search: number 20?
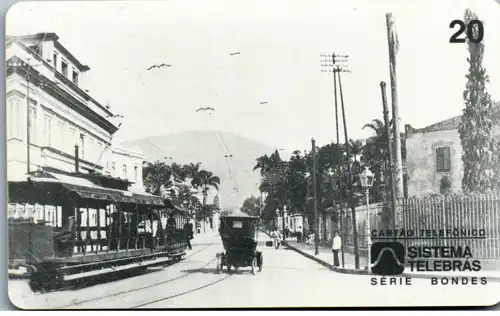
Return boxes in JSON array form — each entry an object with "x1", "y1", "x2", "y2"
[{"x1": 449, "y1": 19, "x2": 484, "y2": 43}]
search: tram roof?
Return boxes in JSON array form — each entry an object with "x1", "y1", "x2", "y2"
[{"x1": 8, "y1": 171, "x2": 165, "y2": 207}]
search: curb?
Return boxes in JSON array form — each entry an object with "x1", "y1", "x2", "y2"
[{"x1": 282, "y1": 241, "x2": 500, "y2": 282}]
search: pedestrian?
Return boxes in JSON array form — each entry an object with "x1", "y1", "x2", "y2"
[
  {"x1": 184, "y1": 221, "x2": 193, "y2": 250},
  {"x1": 332, "y1": 231, "x2": 342, "y2": 267},
  {"x1": 297, "y1": 226, "x2": 302, "y2": 243}
]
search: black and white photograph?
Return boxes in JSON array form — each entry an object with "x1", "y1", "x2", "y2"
[{"x1": 4, "y1": 0, "x2": 500, "y2": 309}]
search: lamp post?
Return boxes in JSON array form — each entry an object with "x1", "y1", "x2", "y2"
[
  {"x1": 360, "y1": 167, "x2": 374, "y2": 270},
  {"x1": 304, "y1": 171, "x2": 311, "y2": 244}
]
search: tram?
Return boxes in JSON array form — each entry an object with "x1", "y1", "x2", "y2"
[{"x1": 7, "y1": 168, "x2": 189, "y2": 292}]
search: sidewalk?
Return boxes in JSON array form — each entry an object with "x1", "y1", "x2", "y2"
[
  {"x1": 191, "y1": 231, "x2": 220, "y2": 246},
  {"x1": 283, "y1": 240, "x2": 500, "y2": 281}
]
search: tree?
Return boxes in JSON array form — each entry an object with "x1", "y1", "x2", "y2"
[
  {"x1": 349, "y1": 139, "x2": 364, "y2": 162},
  {"x1": 198, "y1": 170, "x2": 221, "y2": 206},
  {"x1": 253, "y1": 154, "x2": 273, "y2": 176},
  {"x1": 170, "y1": 162, "x2": 187, "y2": 183},
  {"x1": 241, "y1": 195, "x2": 262, "y2": 217},
  {"x1": 183, "y1": 162, "x2": 203, "y2": 188},
  {"x1": 458, "y1": 9, "x2": 499, "y2": 192},
  {"x1": 142, "y1": 160, "x2": 172, "y2": 195}
]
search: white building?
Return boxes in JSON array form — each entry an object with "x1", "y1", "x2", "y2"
[
  {"x1": 6, "y1": 33, "x2": 120, "y2": 180},
  {"x1": 405, "y1": 103, "x2": 500, "y2": 197},
  {"x1": 6, "y1": 32, "x2": 146, "y2": 192},
  {"x1": 107, "y1": 146, "x2": 145, "y2": 192}
]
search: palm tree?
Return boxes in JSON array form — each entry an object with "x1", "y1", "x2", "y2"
[
  {"x1": 183, "y1": 162, "x2": 204, "y2": 188},
  {"x1": 363, "y1": 119, "x2": 386, "y2": 137},
  {"x1": 169, "y1": 162, "x2": 186, "y2": 183},
  {"x1": 198, "y1": 170, "x2": 221, "y2": 205},
  {"x1": 361, "y1": 118, "x2": 392, "y2": 202},
  {"x1": 349, "y1": 139, "x2": 364, "y2": 162},
  {"x1": 192, "y1": 170, "x2": 221, "y2": 229},
  {"x1": 142, "y1": 160, "x2": 172, "y2": 195},
  {"x1": 253, "y1": 154, "x2": 272, "y2": 176}
]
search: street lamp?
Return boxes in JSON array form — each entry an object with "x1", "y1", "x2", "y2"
[{"x1": 359, "y1": 167, "x2": 374, "y2": 270}]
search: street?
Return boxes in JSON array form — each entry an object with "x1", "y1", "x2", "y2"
[{"x1": 8, "y1": 232, "x2": 500, "y2": 309}]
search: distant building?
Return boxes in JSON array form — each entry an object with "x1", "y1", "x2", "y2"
[
  {"x1": 405, "y1": 105, "x2": 500, "y2": 197},
  {"x1": 6, "y1": 33, "x2": 120, "y2": 180},
  {"x1": 107, "y1": 146, "x2": 145, "y2": 192}
]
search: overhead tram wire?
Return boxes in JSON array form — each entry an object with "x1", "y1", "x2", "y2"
[
  {"x1": 196, "y1": 108, "x2": 236, "y2": 183},
  {"x1": 197, "y1": 105, "x2": 239, "y2": 192},
  {"x1": 142, "y1": 139, "x2": 168, "y2": 163}
]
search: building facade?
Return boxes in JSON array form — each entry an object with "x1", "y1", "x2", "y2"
[
  {"x1": 6, "y1": 33, "x2": 120, "y2": 180},
  {"x1": 107, "y1": 146, "x2": 145, "y2": 192},
  {"x1": 405, "y1": 106, "x2": 500, "y2": 197}
]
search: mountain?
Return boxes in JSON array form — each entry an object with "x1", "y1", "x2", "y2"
[{"x1": 121, "y1": 130, "x2": 291, "y2": 209}]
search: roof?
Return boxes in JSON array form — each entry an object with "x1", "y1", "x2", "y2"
[
  {"x1": 412, "y1": 103, "x2": 500, "y2": 134},
  {"x1": 8, "y1": 171, "x2": 164, "y2": 206},
  {"x1": 413, "y1": 115, "x2": 462, "y2": 133},
  {"x1": 6, "y1": 55, "x2": 117, "y2": 132},
  {"x1": 7, "y1": 33, "x2": 90, "y2": 71},
  {"x1": 221, "y1": 210, "x2": 259, "y2": 219},
  {"x1": 112, "y1": 145, "x2": 145, "y2": 158}
]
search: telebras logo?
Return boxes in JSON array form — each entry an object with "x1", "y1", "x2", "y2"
[
  {"x1": 371, "y1": 242, "x2": 405, "y2": 275},
  {"x1": 370, "y1": 241, "x2": 487, "y2": 286}
]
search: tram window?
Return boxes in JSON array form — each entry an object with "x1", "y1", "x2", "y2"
[{"x1": 232, "y1": 221, "x2": 243, "y2": 229}]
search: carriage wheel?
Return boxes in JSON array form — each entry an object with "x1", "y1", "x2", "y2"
[{"x1": 251, "y1": 258, "x2": 257, "y2": 275}]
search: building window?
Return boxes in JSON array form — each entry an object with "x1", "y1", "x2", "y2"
[
  {"x1": 89, "y1": 138, "x2": 95, "y2": 162},
  {"x1": 53, "y1": 52, "x2": 58, "y2": 69},
  {"x1": 61, "y1": 60, "x2": 68, "y2": 77},
  {"x1": 79, "y1": 134, "x2": 85, "y2": 159},
  {"x1": 43, "y1": 115, "x2": 52, "y2": 146},
  {"x1": 72, "y1": 70, "x2": 79, "y2": 85},
  {"x1": 122, "y1": 164, "x2": 127, "y2": 179},
  {"x1": 7, "y1": 98, "x2": 22, "y2": 139},
  {"x1": 97, "y1": 142, "x2": 103, "y2": 164},
  {"x1": 111, "y1": 162, "x2": 116, "y2": 177},
  {"x1": 69, "y1": 127, "x2": 77, "y2": 153},
  {"x1": 134, "y1": 166, "x2": 138, "y2": 181},
  {"x1": 436, "y1": 147, "x2": 451, "y2": 172},
  {"x1": 55, "y1": 120, "x2": 64, "y2": 149},
  {"x1": 28, "y1": 106, "x2": 37, "y2": 145}
]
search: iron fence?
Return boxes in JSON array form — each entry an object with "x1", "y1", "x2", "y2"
[{"x1": 334, "y1": 194, "x2": 500, "y2": 259}]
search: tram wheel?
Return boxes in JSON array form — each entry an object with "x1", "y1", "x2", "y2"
[{"x1": 29, "y1": 274, "x2": 42, "y2": 293}]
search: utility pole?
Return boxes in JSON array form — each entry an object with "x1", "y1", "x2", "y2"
[
  {"x1": 380, "y1": 82, "x2": 397, "y2": 230},
  {"x1": 332, "y1": 54, "x2": 345, "y2": 266},
  {"x1": 26, "y1": 58, "x2": 32, "y2": 174},
  {"x1": 386, "y1": 13, "x2": 404, "y2": 198},
  {"x1": 320, "y1": 52, "x2": 359, "y2": 269},
  {"x1": 279, "y1": 161, "x2": 287, "y2": 240},
  {"x1": 311, "y1": 138, "x2": 319, "y2": 256},
  {"x1": 337, "y1": 58, "x2": 360, "y2": 270}
]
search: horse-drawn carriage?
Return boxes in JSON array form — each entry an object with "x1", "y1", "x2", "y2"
[{"x1": 215, "y1": 211, "x2": 263, "y2": 274}]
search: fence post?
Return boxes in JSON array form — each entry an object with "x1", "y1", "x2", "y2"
[{"x1": 442, "y1": 196, "x2": 447, "y2": 248}]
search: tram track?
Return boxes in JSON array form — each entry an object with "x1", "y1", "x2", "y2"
[
  {"x1": 130, "y1": 273, "x2": 233, "y2": 308},
  {"x1": 54, "y1": 242, "x2": 217, "y2": 308}
]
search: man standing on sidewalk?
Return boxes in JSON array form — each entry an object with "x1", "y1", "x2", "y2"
[{"x1": 332, "y1": 231, "x2": 342, "y2": 267}]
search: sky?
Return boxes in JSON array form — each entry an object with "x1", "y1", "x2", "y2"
[{"x1": 6, "y1": 0, "x2": 500, "y2": 153}]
